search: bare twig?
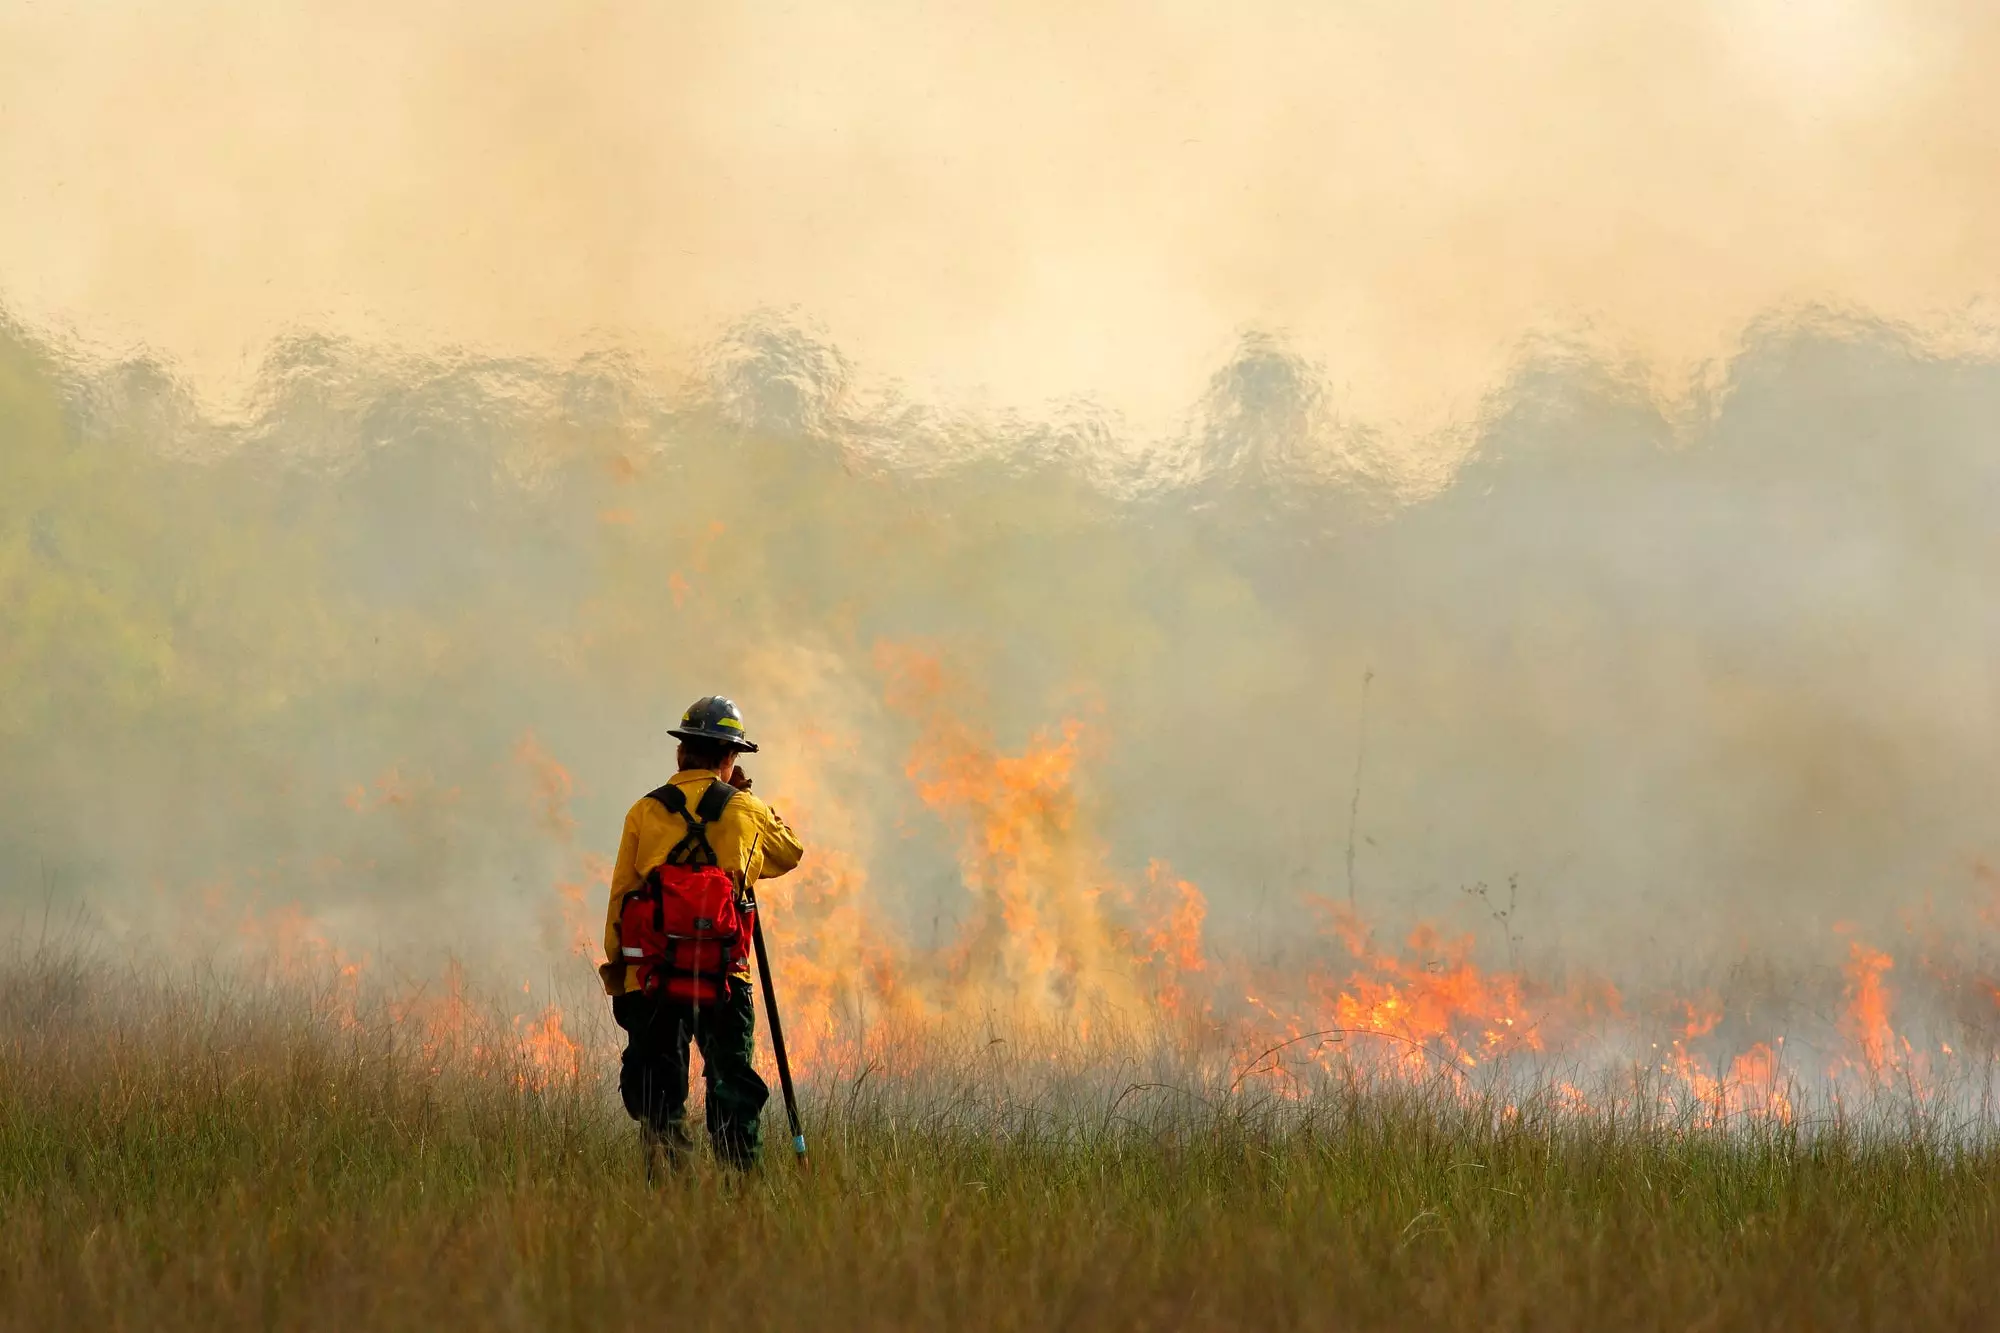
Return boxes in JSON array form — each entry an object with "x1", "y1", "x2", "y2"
[{"x1": 1346, "y1": 667, "x2": 1374, "y2": 911}]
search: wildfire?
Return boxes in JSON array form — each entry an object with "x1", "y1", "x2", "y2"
[
  {"x1": 876, "y1": 641, "x2": 1151, "y2": 1020},
  {"x1": 179, "y1": 645, "x2": 2000, "y2": 1129},
  {"x1": 516, "y1": 1004, "x2": 583, "y2": 1089}
]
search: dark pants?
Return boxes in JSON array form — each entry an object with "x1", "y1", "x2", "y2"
[{"x1": 612, "y1": 978, "x2": 768, "y2": 1168}]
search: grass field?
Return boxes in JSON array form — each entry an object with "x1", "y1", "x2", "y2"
[{"x1": 4, "y1": 950, "x2": 1998, "y2": 1333}]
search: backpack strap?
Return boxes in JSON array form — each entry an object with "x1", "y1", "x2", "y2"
[
  {"x1": 648, "y1": 779, "x2": 739, "y2": 868},
  {"x1": 694, "y1": 779, "x2": 737, "y2": 824}
]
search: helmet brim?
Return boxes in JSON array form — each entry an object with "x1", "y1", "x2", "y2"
[{"x1": 669, "y1": 726, "x2": 759, "y2": 754}]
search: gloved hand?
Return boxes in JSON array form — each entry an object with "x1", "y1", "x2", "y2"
[{"x1": 729, "y1": 768, "x2": 754, "y2": 793}]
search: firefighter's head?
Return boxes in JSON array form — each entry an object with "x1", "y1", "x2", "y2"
[{"x1": 670, "y1": 695, "x2": 758, "y2": 777}]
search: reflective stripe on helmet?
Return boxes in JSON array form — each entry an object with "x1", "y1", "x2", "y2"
[{"x1": 671, "y1": 694, "x2": 759, "y2": 752}]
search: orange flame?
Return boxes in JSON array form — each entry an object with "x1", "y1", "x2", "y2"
[
  {"x1": 1248, "y1": 912, "x2": 1541, "y2": 1085},
  {"x1": 516, "y1": 1004, "x2": 583, "y2": 1089},
  {"x1": 877, "y1": 641, "x2": 1144, "y2": 1019},
  {"x1": 1132, "y1": 859, "x2": 1209, "y2": 1022},
  {"x1": 1841, "y1": 938, "x2": 1900, "y2": 1078}
]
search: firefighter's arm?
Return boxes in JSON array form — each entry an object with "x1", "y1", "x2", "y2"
[
  {"x1": 753, "y1": 803, "x2": 805, "y2": 879},
  {"x1": 601, "y1": 804, "x2": 643, "y2": 994}
]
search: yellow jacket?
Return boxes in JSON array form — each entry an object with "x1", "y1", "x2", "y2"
[{"x1": 602, "y1": 770, "x2": 806, "y2": 996}]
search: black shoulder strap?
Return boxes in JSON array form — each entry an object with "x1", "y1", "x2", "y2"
[
  {"x1": 695, "y1": 779, "x2": 737, "y2": 823},
  {"x1": 649, "y1": 779, "x2": 738, "y2": 868}
]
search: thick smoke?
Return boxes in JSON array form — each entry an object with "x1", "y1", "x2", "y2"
[
  {"x1": 5, "y1": 306, "x2": 1998, "y2": 999},
  {"x1": 5, "y1": 0, "x2": 1999, "y2": 435}
]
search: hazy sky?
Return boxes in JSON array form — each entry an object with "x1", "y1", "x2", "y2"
[{"x1": 3, "y1": 0, "x2": 1996, "y2": 434}]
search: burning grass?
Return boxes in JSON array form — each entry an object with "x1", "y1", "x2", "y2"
[{"x1": 5, "y1": 949, "x2": 2000, "y2": 1332}]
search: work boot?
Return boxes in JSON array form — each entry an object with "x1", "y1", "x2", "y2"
[{"x1": 640, "y1": 1121, "x2": 693, "y2": 1184}]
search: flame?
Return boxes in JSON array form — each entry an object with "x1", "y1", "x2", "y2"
[
  {"x1": 1642, "y1": 995, "x2": 1796, "y2": 1126},
  {"x1": 176, "y1": 644, "x2": 2000, "y2": 1127},
  {"x1": 876, "y1": 641, "x2": 1149, "y2": 1020},
  {"x1": 1234, "y1": 909, "x2": 1542, "y2": 1088},
  {"x1": 1841, "y1": 937, "x2": 1900, "y2": 1078},
  {"x1": 1724, "y1": 1042, "x2": 1795, "y2": 1124},
  {"x1": 516, "y1": 1005, "x2": 583, "y2": 1089},
  {"x1": 731, "y1": 643, "x2": 1950, "y2": 1121},
  {"x1": 387, "y1": 958, "x2": 482, "y2": 1070},
  {"x1": 1131, "y1": 859, "x2": 1209, "y2": 1022}
]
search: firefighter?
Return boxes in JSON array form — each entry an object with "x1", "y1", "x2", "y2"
[{"x1": 602, "y1": 695, "x2": 805, "y2": 1173}]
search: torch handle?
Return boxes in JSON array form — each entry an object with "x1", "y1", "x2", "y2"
[{"x1": 748, "y1": 890, "x2": 808, "y2": 1166}]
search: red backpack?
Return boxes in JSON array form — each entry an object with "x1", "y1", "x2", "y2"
[{"x1": 616, "y1": 780, "x2": 752, "y2": 1003}]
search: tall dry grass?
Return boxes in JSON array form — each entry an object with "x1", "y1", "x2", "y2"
[{"x1": 3, "y1": 947, "x2": 1998, "y2": 1332}]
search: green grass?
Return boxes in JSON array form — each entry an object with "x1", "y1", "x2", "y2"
[{"x1": 3, "y1": 953, "x2": 1998, "y2": 1331}]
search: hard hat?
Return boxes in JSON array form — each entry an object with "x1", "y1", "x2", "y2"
[{"x1": 669, "y1": 695, "x2": 760, "y2": 753}]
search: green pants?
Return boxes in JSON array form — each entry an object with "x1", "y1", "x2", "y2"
[{"x1": 612, "y1": 978, "x2": 768, "y2": 1168}]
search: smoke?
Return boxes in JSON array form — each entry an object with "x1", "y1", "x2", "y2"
[
  {"x1": 4, "y1": 0, "x2": 1999, "y2": 439},
  {"x1": 5, "y1": 301, "x2": 2000, "y2": 996},
  {"x1": 6, "y1": 0, "x2": 2000, "y2": 1047}
]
